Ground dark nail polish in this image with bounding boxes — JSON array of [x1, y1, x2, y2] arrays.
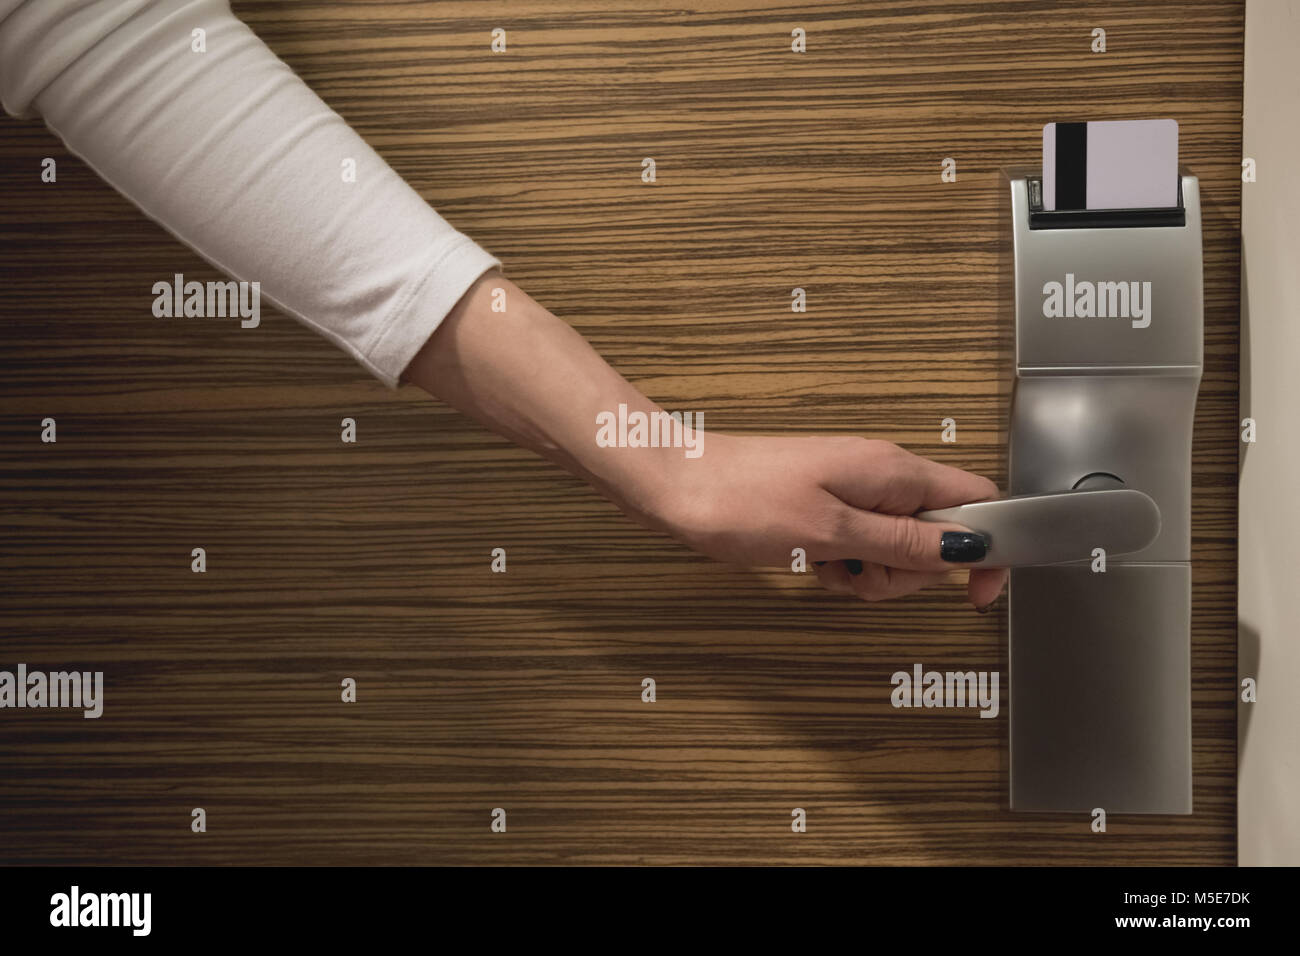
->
[[940, 531, 987, 563], [844, 558, 863, 576], [814, 561, 827, 567], [976, 602, 995, 614]]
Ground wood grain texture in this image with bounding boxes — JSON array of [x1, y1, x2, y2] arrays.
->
[[0, 1, 1240, 865]]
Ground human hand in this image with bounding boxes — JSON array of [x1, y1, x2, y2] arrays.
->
[[655, 432, 1007, 608]]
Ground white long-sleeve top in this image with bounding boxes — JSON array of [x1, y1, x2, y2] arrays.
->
[[0, 0, 502, 387]]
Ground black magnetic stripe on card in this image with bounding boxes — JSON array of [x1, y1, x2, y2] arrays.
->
[[1055, 122, 1087, 210]]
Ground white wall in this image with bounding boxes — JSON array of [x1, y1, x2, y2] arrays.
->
[[1237, 0, 1300, 867]]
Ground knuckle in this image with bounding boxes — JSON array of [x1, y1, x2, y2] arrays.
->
[[864, 438, 903, 460], [836, 436, 895, 464], [890, 516, 927, 565], [871, 442, 914, 488], [818, 504, 856, 552]]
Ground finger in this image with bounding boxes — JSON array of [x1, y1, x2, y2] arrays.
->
[[824, 440, 1000, 514], [830, 506, 989, 573], [885, 450, 1000, 514], [967, 566, 1008, 610], [813, 560, 855, 594], [844, 561, 949, 602]]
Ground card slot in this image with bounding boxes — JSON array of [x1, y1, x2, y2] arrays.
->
[[1027, 175, 1185, 230]]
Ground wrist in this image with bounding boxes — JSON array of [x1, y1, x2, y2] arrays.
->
[[576, 411, 711, 536]]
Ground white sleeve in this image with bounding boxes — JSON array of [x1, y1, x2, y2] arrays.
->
[[0, 0, 502, 388]]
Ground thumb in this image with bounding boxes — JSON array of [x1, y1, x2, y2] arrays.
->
[[830, 509, 988, 572], [823, 440, 1000, 514]]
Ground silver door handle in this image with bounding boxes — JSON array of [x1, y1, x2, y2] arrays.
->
[[916, 487, 1161, 567]]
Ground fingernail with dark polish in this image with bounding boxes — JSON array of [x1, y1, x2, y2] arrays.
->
[[814, 561, 827, 567], [844, 558, 864, 576], [940, 531, 987, 563], [976, 602, 995, 614]]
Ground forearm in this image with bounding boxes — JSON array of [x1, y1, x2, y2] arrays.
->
[[403, 271, 688, 531]]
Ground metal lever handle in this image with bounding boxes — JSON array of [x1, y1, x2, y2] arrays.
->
[[916, 488, 1161, 568]]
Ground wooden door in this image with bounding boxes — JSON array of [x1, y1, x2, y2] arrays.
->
[[0, 0, 1240, 864]]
